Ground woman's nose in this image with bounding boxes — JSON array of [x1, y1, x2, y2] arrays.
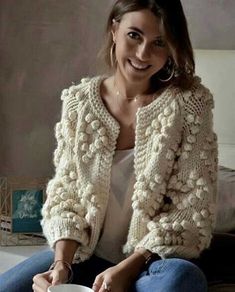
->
[[136, 43, 151, 61]]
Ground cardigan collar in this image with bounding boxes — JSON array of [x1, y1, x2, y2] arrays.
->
[[88, 75, 177, 125]]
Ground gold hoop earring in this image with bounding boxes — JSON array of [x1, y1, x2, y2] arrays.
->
[[158, 58, 175, 82], [110, 42, 116, 68]]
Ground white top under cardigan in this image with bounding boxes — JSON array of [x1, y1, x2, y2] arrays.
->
[[41, 75, 218, 262], [95, 148, 135, 264]]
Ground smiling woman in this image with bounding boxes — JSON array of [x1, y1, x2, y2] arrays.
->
[[0, 1, 217, 292], [110, 9, 169, 92], [100, 0, 195, 92]]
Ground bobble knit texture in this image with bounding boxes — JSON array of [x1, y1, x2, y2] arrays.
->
[[41, 75, 218, 262]]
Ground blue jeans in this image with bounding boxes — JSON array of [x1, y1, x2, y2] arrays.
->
[[0, 250, 207, 292]]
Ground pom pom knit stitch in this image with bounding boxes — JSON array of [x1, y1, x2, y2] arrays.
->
[[41, 75, 218, 262]]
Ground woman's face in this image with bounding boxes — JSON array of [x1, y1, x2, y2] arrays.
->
[[112, 9, 169, 85]]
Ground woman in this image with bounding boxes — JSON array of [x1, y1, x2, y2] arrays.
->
[[0, 0, 218, 291]]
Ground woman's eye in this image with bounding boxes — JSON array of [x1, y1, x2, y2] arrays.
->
[[154, 39, 166, 47], [127, 32, 140, 40]]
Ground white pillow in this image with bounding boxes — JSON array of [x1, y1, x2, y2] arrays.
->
[[214, 166, 235, 232]]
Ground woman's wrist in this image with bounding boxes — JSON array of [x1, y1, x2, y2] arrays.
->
[[134, 247, 153, 265], [49, 260, 73, 282], [54, 239, 79, 264], [115, 250, 150, 280], [50, 260, 71, 271]]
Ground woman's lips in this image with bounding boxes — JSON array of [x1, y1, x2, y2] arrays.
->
[[128, 59, 151, 71]]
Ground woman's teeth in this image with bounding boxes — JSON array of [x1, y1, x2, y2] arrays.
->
[[129, 60, 150, 70]]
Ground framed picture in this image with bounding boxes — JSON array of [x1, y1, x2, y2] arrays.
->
[[12, 189, 44, 233], [0, 176, 48, 246]]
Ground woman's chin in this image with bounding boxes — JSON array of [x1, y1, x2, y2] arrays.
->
[[116, 63, 154, 85]]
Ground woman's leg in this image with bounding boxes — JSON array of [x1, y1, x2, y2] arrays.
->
[[0, 249, 54, 292], [0, 251, 114, 292], [133, 258, 207, 292]]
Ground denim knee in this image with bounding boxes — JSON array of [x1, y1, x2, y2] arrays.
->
[[133, 258, 206, 292], [150, 258, 207, 291], [0, 250, 54, 292]]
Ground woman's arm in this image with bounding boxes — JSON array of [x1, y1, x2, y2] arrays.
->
[[33, 239, 79, 291], [54, 239, 79, 264], [132, 83, 218, 259], [51, 239, 79, 274], [41, 83, 90, 254]]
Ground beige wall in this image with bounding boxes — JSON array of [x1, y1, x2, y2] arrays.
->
[[0, 0, 110, 176], [195, 50, 235, 169], [182, 0, 235, 49], [0, 0, 234, 177]]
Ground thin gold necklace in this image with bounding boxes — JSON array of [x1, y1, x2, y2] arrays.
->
[[113, 79, 157, 104], [113, 79, 145, 102]]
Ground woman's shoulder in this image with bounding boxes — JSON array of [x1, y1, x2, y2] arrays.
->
[[179, 75, 213, 103], [173, 75, 214, 115], [60, 76, 95, 101], [59, 75, 103, 112]]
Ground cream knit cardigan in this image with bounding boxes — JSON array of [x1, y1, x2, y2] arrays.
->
[[41, 75, 218, 262]]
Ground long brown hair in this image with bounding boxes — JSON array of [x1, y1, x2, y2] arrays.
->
[[98, 0, 195, 90]]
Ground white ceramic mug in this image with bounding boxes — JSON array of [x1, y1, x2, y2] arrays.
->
[[48, 284, 93, 292]]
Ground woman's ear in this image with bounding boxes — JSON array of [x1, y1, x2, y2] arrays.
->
[[111, 19, 119, 43]]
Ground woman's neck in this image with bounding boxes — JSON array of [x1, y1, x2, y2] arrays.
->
[[113, 70, 151, 99]]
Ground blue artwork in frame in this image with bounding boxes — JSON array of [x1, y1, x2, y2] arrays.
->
[[12, 189, 43, 233]]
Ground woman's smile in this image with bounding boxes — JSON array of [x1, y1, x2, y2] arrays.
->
[[128, 59, 152, 71]]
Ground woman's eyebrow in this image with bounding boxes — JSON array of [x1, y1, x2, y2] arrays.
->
[[128, 26, 144, 34], [128, 26, 162, 39]]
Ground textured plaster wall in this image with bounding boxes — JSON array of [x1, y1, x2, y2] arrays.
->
[[181, 0, 235, 49], [0, 0, 109, 176], [0, 0, 234, 177]]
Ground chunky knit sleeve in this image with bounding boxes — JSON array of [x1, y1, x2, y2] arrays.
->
[[134, 81, 218, 259], [41, 80, 90, 251]]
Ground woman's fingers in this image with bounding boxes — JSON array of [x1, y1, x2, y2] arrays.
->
[[51, 270, 64, 286], [98, 281, 112, 292], [92, 274, 104, 291], [94, 275, 112, 292], [33, 267, 69, 292], [32, 271, 52, 292], [32, 282, 49, 292]]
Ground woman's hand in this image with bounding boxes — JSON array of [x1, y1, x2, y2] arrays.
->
[[32, 263, 69, 292], [92, 265, 131, 292], [92, 251, 147, 292]]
